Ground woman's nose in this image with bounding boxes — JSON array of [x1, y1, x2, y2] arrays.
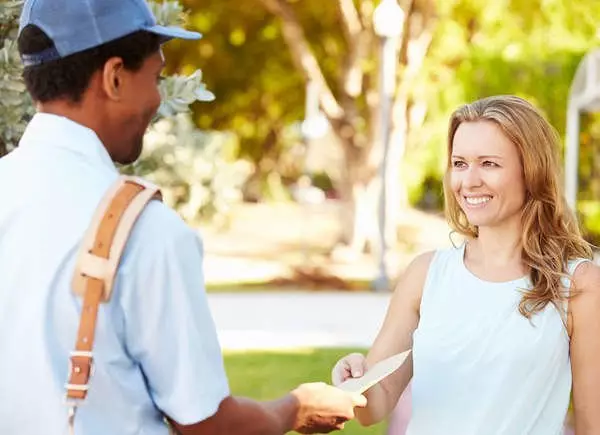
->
[[463, 166, 483, 188]]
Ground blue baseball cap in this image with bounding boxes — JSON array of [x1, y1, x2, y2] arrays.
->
[[18, 0, 202, 67]]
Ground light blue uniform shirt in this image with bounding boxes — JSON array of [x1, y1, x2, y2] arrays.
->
[[0, 114, 230, 434]]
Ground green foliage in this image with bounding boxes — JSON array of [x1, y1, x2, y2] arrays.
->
[[578, 112, 600, 244], [149, 0, 216, 117], [133, 1, 250, 223], [149, 0, 188, 27], [150, 1, 216, 117], [158, 69, 215, 117], [403, 0, 600, 239], [0, 0, 33, 155], [127, 114, 252, 225], [165, 0, 310, 198]]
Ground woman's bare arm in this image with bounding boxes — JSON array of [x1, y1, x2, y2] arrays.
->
[[570, 261, 600, 434], [355, 251, 434, 426]]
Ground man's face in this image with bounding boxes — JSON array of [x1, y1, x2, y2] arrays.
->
[[110, 50, 164, 165]]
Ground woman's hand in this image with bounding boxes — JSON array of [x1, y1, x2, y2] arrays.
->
[[331, 353, 369, 386]]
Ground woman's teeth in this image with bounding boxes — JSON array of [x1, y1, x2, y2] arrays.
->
[[465, 196, 491, 205]]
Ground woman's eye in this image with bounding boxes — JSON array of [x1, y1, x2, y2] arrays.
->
[[452, 160, 466, 168], [482, 161, 499, 167]]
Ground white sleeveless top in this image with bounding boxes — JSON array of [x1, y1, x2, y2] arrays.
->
[[407, 243, 588, 435]]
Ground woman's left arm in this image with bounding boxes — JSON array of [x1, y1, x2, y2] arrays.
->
[[570, 261, 600, 434]]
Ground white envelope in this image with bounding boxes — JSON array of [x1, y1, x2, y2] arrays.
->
[[337, 349, 411, 394]]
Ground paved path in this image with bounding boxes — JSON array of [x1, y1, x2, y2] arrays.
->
[[207, 291, 391, 351]]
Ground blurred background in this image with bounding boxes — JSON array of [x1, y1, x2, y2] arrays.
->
[[161, 0, 600, 291], [2, 0, 600, 433]]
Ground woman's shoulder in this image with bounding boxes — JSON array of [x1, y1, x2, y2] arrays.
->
[[400, 245, 462, 290], [571, 258, 600, 290], [568, 259, 600, 338], [392, 251, 435, 303], [404, 244, 462, 276], [409, 250, 437, 272], [567, 257, 595, 275]]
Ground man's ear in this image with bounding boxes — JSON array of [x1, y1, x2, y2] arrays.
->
[[101, 57, 126, 101]]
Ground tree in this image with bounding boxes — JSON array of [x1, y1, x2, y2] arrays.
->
[[165, 0, 311, 202], [255, 0, 437, 253], [165, 0, 600, 245], [0, 1, 34, 156]]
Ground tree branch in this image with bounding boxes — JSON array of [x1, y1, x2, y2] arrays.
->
[[391, 0, 437, 151], [258, 0, 344, 120], [399, 0, 437, 88], [338, 0, 370, 99], [398, 0, 436, 67], [338, 0, 362, 42]]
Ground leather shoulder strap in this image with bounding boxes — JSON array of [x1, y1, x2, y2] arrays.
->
[[66, 175, 162, 403], [71, 176, 161, 302]]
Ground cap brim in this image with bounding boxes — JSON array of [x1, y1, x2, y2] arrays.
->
[[147, 25, 202, 42]]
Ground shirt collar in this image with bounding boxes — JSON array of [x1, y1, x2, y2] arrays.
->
[[19, 113, 118, 173]]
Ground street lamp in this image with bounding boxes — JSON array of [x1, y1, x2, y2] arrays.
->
[[372, 0, 404, 292]]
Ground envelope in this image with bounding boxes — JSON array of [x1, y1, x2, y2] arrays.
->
[[337, 349, 411, 394]]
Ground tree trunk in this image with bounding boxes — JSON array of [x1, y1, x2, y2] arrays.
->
[[347, 177, 381, 254], [335, 138, 374, 250], [335, 124, 392, 256], [386, 95, 409, 244], [342, 100, 408, 255]]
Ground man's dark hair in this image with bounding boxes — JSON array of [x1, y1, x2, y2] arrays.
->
[[18, 25, 161, 103]]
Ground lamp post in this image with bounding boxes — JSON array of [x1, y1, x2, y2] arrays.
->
[[372, 0, 404, 292]]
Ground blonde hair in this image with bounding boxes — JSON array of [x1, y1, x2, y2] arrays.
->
[[443, 95, 593, 319]]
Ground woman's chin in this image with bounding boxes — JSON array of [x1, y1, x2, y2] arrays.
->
[[462, 210, 491, 227]]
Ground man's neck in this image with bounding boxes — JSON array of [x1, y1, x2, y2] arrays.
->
[[37, 100, 114, 159], [38, 100, 93, 129]]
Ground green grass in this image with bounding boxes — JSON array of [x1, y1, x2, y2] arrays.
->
[[223, 347, 386, 434]]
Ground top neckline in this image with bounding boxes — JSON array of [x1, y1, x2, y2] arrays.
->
[[459, 242, 529, 286]]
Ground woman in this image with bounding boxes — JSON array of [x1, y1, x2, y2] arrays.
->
[[331, 95, 600, 434]]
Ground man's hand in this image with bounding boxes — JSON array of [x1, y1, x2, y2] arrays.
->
[[290, 382, 367, 433]]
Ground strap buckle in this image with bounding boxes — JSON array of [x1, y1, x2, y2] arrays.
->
[[65, 350, 95, 397]]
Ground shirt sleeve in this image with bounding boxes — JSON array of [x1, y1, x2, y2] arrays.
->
[[117, 220, 230, 425]]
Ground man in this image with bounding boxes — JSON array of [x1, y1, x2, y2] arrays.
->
[[0, 0, 366, 434]]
